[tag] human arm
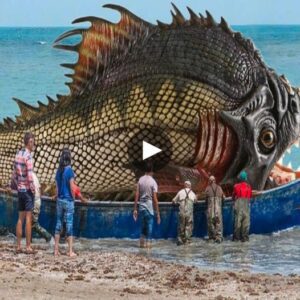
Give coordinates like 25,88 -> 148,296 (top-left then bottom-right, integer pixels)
153,192 -> 160,224
26,155 -> 35,194
252,189 -> 261,197
69,178 -> 76,200
79,194 -> 88,203
232,185 -> 237,201
172,192 -> 179,205
133,184 -> 139,221
52,182 -> 58,201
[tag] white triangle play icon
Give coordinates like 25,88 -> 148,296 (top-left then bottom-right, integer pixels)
143,141 -> 162,160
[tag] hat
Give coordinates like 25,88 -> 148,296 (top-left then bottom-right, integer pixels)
184,180 -> 191,186
239,171 -> 248,181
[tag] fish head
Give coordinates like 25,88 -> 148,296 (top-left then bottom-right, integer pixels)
220,72 -> 300,190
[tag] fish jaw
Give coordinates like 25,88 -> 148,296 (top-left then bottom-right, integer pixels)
192,110 -> 238,183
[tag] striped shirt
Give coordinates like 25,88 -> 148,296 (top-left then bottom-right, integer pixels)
14,148 -> 34,193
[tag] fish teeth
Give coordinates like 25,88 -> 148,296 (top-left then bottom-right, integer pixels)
277,157 -> 283,165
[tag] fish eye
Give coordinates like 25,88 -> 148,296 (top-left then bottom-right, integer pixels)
259,128 -> 276,153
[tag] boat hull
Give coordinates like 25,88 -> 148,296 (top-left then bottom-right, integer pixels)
0,180 -> 300,239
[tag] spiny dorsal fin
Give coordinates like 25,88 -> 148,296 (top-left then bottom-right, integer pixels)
54,4 -> 154,97
3,117 -> 16,129
171,3 -> 185,26
54,4 -> 265,99
46,95 -> 58,109
0,96 -> 58,131
13,98 -> 39,122
280,75 -> 295,95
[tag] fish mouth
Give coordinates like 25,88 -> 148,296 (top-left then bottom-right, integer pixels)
266,140 -> 300,188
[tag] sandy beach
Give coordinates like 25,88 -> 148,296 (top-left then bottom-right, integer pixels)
0,242 -> 299,300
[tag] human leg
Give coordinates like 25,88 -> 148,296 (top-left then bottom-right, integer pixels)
241,201 -> 250,242
214,198 -> 223,243
139,210 -> 147,248
54,199 -> 64,256
16,211 -> 25,251
177,213 -> 186,245
65,201 -> 76,256
144,210 -> 154,248
25,211 -> 33,251
185,214 -> 193,243
233,199 -> 242,241
207,199 -> 216,240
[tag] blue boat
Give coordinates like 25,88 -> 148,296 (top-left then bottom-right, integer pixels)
0,180 -> 300,239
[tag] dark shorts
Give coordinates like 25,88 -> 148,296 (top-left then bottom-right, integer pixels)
18,190 -> 34,212
139,209 -> 154,240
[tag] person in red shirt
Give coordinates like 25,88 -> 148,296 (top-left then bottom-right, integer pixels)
232,171 -> 252,242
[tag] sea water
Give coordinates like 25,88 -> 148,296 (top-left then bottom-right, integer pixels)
1,227 -> 300,275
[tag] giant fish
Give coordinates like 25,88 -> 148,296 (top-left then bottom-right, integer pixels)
0,4 -> 300,198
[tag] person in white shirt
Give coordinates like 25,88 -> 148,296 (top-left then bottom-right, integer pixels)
172,181 -> 197,245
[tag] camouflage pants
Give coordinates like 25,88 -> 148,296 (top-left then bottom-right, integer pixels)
233,198 -> 250,241
207,197 -> 223,241
32,201 -> 52,242
177,213 -> 193,244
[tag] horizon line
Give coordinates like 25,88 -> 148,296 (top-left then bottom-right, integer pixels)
1,23 -> 300,28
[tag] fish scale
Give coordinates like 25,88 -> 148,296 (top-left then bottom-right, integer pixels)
1,4 -> 300,194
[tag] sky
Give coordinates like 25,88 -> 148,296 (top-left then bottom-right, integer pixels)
0,0 -> 300,27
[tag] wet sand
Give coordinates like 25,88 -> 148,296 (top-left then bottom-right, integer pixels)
0,242 -> 299,300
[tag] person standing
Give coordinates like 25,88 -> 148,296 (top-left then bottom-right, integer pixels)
14,132 -> 36,254
54,149 -> 78,257
133,162 -> 160,248
32,172 -> 52,242
232,171 -> 252,242
172,180 -> 197,245
205,176 -> 225,243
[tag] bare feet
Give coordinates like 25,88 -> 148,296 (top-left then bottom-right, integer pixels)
16,247 -> 22,254
54,250 -> 61,257
25,247 -> 36,254
68,252 -> 77,258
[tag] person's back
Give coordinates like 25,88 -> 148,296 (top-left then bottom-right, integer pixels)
138,174 -> 158,215
54,149 -> 77,257
133,168 -> 160,248
15,148 -> 34,193
233,182 -> 252,201
205,177 -> 225,243
172,181 -> 196,245
55,165 -> 74,201
173,187 -> 196,216
232,171 -> 252,242
205,182 -> 224,199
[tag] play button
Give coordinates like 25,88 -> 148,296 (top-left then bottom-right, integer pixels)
126,127 -> 172,172
143,141 -> 162,160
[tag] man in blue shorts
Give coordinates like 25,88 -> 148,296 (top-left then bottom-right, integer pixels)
133,162 -> 160,248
